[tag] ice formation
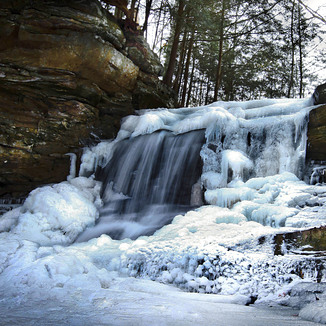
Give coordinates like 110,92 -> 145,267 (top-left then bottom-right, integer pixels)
1,97 -> 326,324
77,97 -> 316,238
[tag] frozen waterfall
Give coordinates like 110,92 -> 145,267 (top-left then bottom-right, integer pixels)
78,97 -> 316,240
2,96 -> 326,326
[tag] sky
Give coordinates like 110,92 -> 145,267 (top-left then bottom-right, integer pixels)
310,0 -> 326,12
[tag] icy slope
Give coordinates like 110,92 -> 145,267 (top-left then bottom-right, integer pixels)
0,97 -> 326,325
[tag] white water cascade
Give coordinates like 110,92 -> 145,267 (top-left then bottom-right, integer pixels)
77,130 -> 205,241
78,97 -> 317,240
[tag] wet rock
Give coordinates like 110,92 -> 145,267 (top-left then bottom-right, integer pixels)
124,29 -> 164,76
274,226 -> 326,255
133,71 -> 176,110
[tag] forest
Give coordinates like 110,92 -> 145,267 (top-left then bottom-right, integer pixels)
102,0 -> 325,106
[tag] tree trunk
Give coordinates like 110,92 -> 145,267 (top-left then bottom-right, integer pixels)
181,30 -> 195,106
152,0 -> 164,50
158,7 -> 167,61
173,29 -> 188,94
130,0 -> 138,21
205,81 -> 211,105
287,1 -> 296,98
143,0 -> 153,34
198,78 -> 204,106
213,0 -> 226,101
186,55 -> 196,107
298,3 -> 304,98
163,0 -> 185,87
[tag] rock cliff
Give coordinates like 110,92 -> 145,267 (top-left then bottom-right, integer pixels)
307,104 -> 326,162
307,83 -> 326,162
0,0 -> 175,197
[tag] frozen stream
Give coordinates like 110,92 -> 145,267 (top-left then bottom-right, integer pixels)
1,97 -> 326,324
0,277 -> 319,325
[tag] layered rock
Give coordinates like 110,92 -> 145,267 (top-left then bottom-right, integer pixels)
306,84 -> 326,162
274,226 -> 326,255
307,104 -> 326,162
0,0 -> 175,197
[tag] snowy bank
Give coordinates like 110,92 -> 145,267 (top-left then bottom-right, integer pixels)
1,97 -> 326,325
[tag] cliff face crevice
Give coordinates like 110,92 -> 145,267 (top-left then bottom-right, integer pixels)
0,0 -> 175,197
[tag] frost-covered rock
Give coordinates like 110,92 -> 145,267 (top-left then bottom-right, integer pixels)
12,179 -> 101,245
300,300 -> 326,324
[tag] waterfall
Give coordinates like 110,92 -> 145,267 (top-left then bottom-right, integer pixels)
78,97 -> 316,240
77,130 -> 205,241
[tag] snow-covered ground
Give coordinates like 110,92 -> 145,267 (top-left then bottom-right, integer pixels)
0,276 -> 320,326
1,98 -> 326,325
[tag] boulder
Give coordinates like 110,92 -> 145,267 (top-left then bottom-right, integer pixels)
124,28 -> 164,76
274,226 -> 326,253
0,0 -> 175,198
313,83 -> 326,105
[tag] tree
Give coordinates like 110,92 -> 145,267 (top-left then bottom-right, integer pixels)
143,0 -> 153,33
213,0 -> 226,101
163,0 -> 185,87
102,0 -> 324,103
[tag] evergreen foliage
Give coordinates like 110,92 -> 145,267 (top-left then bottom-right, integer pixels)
105,0 -> 325,105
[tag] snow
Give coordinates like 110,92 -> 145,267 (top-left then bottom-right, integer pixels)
114,98 -> 312,141
1,96 -> 326,324
1,177 -> 102,246
300,301 -> 326,324
222,150 -> 253,179
0,206 -> 21,232
0,276 -> 318,326
1,173 -> 325,323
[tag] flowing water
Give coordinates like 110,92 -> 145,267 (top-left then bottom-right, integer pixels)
77,130 -> 205,241
77,98 -> 316,241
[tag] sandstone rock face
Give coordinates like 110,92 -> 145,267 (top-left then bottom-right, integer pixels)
307,104 -> 326,162
307,84 -> 326,162
0,0 -> 175,197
